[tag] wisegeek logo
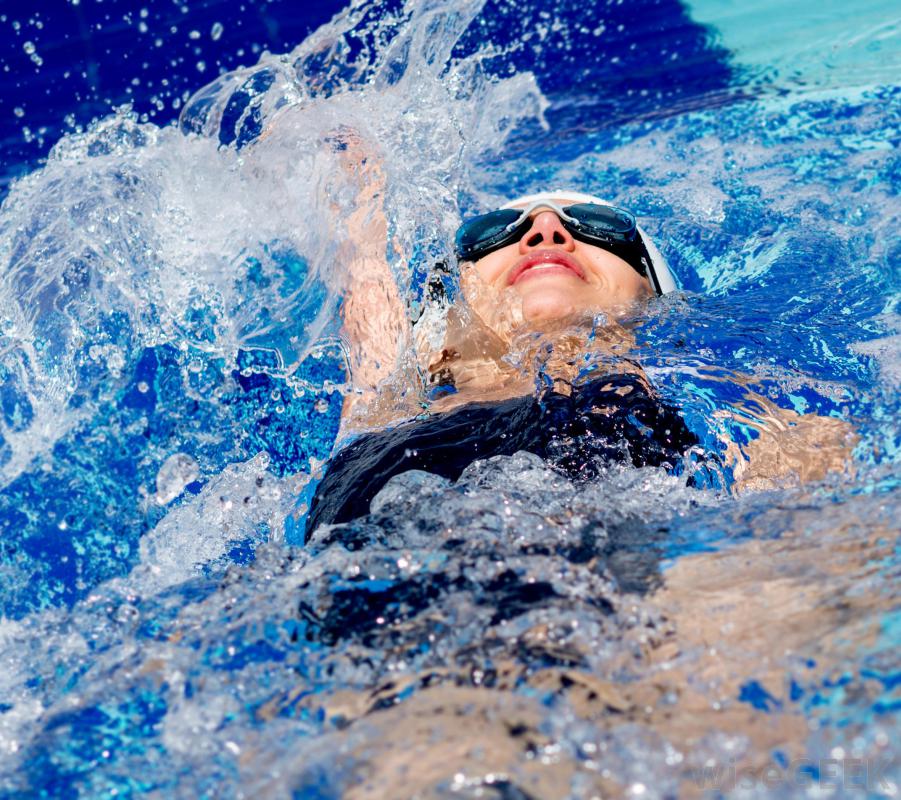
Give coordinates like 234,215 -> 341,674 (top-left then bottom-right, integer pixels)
686,757 -> 899,793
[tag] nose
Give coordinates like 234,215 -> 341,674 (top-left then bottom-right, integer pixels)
518,210 -> 576,253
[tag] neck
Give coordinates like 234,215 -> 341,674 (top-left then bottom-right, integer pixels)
429,308 -> 642,404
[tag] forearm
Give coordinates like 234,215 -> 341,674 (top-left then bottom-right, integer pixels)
334,134 -> 407,401
341,259 -> 407,393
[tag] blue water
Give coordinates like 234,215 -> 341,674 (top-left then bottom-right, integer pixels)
0,0 -> 899,797
0,0 -> 348,196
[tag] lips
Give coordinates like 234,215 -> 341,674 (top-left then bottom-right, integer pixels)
507,250 -> 586,286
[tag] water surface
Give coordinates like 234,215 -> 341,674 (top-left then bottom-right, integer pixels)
0,0 -> 898,797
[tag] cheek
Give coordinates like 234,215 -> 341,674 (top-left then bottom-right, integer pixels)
610,268 -> 642,292
472,246 -> 516,286
584,251 -> 650,298
623,269 -> 653,298
459,266 -> 497,319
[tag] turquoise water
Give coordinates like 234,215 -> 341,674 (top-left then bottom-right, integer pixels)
0,0 -> 898,796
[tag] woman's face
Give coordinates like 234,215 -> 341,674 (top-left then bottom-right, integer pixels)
460,204 -> 653,337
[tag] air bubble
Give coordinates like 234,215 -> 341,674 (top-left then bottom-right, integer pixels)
210,22 -> 223,41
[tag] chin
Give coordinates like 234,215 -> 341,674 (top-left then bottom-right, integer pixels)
519,291 -> 583,325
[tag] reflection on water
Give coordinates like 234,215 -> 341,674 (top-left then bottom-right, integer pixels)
4,455 -> 895,797
268,481 -> 898,799
0,0 -> 898,796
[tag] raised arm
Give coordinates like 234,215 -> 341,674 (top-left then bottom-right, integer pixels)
248,118 -> 409,429
328,131 -> 409,428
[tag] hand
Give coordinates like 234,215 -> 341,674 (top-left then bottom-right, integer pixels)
724,398 -> 859,492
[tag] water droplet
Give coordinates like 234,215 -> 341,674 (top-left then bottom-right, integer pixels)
113,603 -> 139,624
155,453 -> 200,505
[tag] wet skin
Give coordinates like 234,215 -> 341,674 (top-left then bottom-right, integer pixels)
461,206 -> 653,334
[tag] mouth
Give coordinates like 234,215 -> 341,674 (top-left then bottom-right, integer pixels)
507,250 -> 586,286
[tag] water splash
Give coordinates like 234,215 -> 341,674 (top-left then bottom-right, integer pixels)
0,0 -> 898,795
0,0 -> 555,616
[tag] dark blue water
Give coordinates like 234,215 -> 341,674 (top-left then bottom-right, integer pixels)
1,0 -> 733,197
0,0 -> 347,195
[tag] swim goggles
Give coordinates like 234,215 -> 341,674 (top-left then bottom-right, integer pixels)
454,197 -> 675,295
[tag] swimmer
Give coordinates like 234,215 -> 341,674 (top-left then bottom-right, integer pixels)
304,135 -> 856,533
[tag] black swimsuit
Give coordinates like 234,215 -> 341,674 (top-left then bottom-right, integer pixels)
304,373 -> 700,538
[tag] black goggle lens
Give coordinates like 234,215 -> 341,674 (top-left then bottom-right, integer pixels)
564,203 -> 637,239
455,203 -> 639,262
454,208 -> 522,260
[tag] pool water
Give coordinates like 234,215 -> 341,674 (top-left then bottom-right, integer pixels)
0,0 -> 899,797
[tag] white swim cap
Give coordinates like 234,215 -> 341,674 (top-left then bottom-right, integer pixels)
500,190 -> 677,295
